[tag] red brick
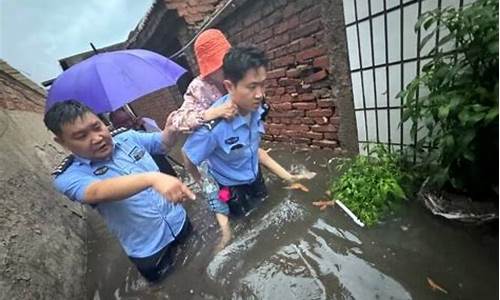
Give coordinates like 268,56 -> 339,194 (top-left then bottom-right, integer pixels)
275,136 -> 292,142
271,46 -> 288,59
265,79 -> 278,88
311,124 -> 338,132
243,10 -> 262,26
307,108 -> 333,117
192,4 -> 215,13
268,34 -> 290,51
318,98 -> 334,108
292,137 -> 312,144
305,69 -> 328,83
300,37 -> 316,50
298,84 -> 312,93
262,10 -> 283,28
301,117 -> 316,125
275,87 -> 286,95
267,123 -> 285,134
291,20 -> 322,40
284,129 -> 310,138
299,93 -> 316,102
313,117 -> 330,124
267,67 -> 287,79
283,2 -> 298,18
275,15 -> 299,34
303,131 -> 324,140
296,64 -> 311,73
286,68 -> 300,78
292,102 -> 317,110
185,14 -> 204,24
273,56 -> 295,68
314,55 -> 330,69
287,40 -> 301,54
281,94 -> 292,102
278,77 -> 301,86
268,110 -> 304,118
289,124 -> 310,132
268,95 -> 281,103
297,47 -> 326,62
300,5 -> 322,23
255,28 -> 273,43
324,132 -> 338,140
272,102 -> 293,111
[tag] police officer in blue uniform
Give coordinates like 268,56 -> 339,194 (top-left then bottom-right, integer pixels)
183,46 -> 295,245
44,100 -> 195,282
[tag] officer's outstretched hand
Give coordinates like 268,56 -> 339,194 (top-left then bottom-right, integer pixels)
151,173 -> 196,203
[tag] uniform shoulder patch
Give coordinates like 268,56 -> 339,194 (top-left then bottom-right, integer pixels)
52,155 -> 74,176
202,118 -> 223,131
110,127 -> 129,136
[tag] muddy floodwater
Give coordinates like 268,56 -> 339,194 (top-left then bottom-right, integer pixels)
87,143 -> 498,300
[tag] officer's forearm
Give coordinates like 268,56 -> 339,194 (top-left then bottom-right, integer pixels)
258,148 -> 292,181
83,172 -> 157,204
182,151 -> 202,182
203,106 -> 220,122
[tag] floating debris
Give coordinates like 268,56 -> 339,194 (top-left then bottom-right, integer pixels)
312,200 -> 335,211
427,277 -> 448,294
284,182 -> 309,192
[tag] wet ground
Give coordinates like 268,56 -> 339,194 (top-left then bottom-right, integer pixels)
87,143 -> 498,300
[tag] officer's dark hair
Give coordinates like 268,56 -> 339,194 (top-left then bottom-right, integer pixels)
223,46 -> 268,84
44,100 -> 94,136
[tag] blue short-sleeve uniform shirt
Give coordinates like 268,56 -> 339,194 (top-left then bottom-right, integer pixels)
53,129 -> 186,258
182,95 -> 266,186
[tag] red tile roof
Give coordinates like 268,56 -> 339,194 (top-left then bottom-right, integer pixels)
164,0 -> 225,25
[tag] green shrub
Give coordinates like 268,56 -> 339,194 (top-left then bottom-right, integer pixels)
399,0 -> 499,195
329,146 -> 407,226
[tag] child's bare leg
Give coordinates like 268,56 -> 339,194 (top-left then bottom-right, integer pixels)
214,213 -> 232,252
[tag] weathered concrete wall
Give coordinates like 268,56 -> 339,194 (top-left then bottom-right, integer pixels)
0,64 -> 87,300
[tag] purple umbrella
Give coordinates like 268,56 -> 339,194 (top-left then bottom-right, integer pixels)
46,49 -> 187,113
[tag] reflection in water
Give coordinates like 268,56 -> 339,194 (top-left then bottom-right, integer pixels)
302,220 -> 411,299
207,198 -> 305,281
86,144 -> 498,300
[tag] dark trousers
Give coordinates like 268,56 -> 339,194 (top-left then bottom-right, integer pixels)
225,170 -> 268,217
152,154 -> 177,177
129,219 -> 191,282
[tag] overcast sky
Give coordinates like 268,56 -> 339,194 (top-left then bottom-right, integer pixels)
0,0 -> 154,86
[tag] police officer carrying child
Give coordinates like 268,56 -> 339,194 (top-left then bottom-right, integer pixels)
183,46 -> 298,249
44,100 -> 195,282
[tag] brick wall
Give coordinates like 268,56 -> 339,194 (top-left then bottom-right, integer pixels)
129,86 -> 182,129
0,72 -> 45,113
215,0 -> 340,149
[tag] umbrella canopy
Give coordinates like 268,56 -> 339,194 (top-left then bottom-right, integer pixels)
46,49 -> 187,113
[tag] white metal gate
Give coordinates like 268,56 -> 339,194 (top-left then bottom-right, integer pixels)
343,0 -> 474,155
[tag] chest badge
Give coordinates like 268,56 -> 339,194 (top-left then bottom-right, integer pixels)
225,136 -> 239,145
93,166 -> 109,176
129,146 -> 145,161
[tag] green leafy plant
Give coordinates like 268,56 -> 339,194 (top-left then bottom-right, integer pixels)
399,0 -> 499,196
329,146 -> 407,226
